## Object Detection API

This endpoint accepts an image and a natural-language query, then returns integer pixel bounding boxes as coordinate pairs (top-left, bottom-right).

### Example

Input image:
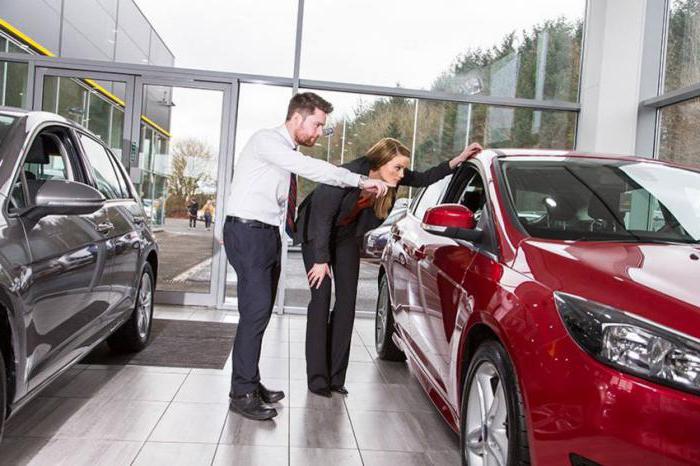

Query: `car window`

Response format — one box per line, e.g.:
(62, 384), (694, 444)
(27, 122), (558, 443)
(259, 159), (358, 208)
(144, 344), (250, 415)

(9, 129), (77, 213)
(80, 134), (126, 200)
(412, 175), (452, 221)
(501, 158), (700, 243)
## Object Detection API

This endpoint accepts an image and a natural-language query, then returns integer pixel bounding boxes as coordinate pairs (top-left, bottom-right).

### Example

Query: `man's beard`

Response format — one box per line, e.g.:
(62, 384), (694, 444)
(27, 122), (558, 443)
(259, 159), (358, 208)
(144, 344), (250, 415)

(295, 131), (318, 147)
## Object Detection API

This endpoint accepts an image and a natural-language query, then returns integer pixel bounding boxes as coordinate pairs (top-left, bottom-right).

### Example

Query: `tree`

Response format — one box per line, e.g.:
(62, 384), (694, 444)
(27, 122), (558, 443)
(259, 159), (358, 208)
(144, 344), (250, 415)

(167, 138), (214, 216)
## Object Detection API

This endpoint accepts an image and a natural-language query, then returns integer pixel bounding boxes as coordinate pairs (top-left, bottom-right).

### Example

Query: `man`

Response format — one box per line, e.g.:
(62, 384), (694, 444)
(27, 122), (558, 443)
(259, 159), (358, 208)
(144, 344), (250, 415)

(223, 92), (388, 421)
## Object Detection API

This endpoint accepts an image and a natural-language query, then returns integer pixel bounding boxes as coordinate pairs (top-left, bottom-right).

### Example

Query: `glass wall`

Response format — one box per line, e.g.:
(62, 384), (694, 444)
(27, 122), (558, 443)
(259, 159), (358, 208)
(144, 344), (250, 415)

(0, 34), (29, 108)
(301, 0), (585, 100)
(41, 75), (126, 155)
(658, 0), (700, 165)
(663, 0), (700, 93)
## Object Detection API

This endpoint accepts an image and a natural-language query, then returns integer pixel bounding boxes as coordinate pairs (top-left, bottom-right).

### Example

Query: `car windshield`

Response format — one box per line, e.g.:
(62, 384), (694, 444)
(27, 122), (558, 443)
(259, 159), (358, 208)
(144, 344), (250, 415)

(0, 114), (18, 148)
(501, 157), (700, 243)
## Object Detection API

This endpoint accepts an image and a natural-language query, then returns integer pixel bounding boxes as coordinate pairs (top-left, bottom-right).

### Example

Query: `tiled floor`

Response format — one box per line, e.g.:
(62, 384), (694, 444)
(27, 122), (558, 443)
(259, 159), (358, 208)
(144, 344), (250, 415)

(0, 305), (459, 465)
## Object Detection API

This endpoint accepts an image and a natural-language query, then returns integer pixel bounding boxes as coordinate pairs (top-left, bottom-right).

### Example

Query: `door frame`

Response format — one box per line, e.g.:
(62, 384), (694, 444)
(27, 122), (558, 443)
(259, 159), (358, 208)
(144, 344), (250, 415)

(133, 74), (238, 308)
(31, 64), (240, 308)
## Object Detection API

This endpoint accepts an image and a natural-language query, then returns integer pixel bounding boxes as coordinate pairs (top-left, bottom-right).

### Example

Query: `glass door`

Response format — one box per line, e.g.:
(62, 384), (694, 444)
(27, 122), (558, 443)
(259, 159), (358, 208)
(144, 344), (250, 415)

(134, 77), (234, 307)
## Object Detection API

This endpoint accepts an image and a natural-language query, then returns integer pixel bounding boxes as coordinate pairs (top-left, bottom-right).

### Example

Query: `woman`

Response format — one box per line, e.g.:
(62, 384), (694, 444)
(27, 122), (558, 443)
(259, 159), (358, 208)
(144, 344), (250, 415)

(203, 199), (214, 230)
(294, 137), (482, 396)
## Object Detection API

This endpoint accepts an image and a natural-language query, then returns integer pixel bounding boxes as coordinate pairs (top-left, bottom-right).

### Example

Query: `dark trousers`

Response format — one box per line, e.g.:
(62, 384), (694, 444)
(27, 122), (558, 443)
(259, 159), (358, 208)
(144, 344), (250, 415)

(223, 220), (281, 396)
(189, 215), (197, 228)
(302, 236), (361, 390)
(204, 213), (212, 229)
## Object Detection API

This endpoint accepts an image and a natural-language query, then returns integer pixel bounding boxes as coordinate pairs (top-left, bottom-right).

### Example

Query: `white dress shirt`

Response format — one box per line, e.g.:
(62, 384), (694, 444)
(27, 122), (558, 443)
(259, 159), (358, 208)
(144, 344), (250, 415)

(225, 125), (362, 228)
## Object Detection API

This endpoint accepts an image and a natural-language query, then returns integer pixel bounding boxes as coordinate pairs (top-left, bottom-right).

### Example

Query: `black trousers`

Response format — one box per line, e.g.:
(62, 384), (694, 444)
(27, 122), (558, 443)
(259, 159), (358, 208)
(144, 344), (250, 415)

(302, 235), (361, 390)
(224, 220), (281, 396)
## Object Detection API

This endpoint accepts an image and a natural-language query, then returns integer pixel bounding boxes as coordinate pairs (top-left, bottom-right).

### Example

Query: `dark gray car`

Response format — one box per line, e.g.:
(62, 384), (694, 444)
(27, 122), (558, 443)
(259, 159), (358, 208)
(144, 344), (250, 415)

(0, 108), (158, 437)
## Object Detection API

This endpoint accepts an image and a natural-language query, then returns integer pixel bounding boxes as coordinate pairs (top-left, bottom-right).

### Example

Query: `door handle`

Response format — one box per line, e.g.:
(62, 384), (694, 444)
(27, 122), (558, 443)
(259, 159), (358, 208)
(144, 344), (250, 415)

(132, 216), (145, 225)
(391, 225), (401, 240)
(95, 221), (114, 234)
(414, 246), (426, 260)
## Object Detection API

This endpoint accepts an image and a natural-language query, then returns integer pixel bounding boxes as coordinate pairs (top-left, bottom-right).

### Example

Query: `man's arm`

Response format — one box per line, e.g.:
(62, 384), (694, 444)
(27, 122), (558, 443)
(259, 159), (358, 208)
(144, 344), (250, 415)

(256, 137), (361, 188)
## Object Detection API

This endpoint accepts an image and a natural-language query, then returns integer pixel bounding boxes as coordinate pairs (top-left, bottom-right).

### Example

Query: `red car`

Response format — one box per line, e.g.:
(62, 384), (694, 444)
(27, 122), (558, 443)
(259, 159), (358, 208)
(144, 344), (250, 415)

(376, 150), (700, 466)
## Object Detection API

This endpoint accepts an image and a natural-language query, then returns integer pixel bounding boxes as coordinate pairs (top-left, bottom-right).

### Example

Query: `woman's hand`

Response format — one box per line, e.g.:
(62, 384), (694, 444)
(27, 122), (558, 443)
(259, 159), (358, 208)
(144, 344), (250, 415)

(449, 142), (483, 169)
(307, 263), (332, 289)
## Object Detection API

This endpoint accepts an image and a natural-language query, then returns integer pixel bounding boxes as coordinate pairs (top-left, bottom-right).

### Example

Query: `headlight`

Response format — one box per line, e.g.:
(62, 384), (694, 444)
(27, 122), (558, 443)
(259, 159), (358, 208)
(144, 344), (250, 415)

(554, 292), (700, 395)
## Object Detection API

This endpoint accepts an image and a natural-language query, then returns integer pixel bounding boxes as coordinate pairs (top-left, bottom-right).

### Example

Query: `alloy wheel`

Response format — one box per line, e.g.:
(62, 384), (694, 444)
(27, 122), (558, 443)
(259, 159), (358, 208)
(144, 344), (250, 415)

(136, 272), (153, 340)
(465, 362), (509, 466)
(375, 281), (388, 350)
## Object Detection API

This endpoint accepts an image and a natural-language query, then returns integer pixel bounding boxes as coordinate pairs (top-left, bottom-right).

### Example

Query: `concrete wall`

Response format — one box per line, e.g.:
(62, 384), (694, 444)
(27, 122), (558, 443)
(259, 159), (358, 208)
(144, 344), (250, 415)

(577, 0), (666, 157)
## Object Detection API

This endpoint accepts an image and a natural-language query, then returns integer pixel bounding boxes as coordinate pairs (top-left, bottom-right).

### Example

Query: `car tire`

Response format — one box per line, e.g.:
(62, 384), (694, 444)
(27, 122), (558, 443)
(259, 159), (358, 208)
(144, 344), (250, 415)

(0, 348), (6, 440)
(107, 263), (154, 353)
(460, 340), (530, 466)
(375, 273), (406, 361)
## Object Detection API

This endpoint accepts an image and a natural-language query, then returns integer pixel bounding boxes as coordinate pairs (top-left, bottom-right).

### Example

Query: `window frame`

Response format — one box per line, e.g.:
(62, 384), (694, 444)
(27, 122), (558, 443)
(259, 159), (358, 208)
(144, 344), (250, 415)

(5, 123), (87, 217)
(442, 162), (500, 256)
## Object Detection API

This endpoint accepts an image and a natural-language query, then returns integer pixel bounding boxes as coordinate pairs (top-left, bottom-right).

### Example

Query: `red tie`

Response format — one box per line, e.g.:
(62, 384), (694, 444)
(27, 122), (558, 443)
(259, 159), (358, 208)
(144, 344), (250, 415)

(286, 173), (297, 237)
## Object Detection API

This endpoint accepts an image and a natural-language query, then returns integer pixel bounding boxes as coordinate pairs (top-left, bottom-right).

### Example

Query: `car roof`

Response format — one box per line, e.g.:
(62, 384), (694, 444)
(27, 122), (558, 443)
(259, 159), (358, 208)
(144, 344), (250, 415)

(0, 106), (91, 134)
(480, 148), (693, 167)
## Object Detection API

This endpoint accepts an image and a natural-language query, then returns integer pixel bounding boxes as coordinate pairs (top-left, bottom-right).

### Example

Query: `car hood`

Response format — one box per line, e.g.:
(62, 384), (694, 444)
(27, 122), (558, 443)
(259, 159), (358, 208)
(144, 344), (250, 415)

(515, 239), (700, 338)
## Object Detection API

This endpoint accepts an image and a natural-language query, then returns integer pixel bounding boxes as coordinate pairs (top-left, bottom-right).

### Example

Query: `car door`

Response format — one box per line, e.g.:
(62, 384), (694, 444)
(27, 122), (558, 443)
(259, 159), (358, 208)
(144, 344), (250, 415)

(10, 125), (112, 391)
(389, 176), (451, 360)
(77, 133), (143, 325)
(415, 165), (498, 390)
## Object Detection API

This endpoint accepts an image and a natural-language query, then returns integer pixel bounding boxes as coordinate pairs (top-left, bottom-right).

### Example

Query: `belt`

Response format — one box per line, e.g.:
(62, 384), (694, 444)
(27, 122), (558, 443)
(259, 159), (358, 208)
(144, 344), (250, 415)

(226, 216), (278, 230)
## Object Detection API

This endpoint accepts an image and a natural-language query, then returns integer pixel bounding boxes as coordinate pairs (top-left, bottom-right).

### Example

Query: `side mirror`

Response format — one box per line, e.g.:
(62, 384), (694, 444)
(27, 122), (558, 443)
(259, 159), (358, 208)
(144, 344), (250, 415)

(24, 180), (105, 219)
(422, 204), (482, 242)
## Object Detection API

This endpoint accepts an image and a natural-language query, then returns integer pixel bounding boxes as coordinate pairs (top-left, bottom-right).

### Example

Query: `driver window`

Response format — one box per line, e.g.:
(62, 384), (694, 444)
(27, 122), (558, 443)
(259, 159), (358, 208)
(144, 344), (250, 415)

(457, 172), (486, 220)
(412, 175), (452, 221)
(9, 129), (75, 213)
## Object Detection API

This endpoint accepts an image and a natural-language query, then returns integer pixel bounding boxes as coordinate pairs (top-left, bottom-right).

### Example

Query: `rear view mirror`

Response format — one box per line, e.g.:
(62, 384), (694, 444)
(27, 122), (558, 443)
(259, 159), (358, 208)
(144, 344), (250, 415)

(422, 204), (482, 242)
(24, 180), (105, 219)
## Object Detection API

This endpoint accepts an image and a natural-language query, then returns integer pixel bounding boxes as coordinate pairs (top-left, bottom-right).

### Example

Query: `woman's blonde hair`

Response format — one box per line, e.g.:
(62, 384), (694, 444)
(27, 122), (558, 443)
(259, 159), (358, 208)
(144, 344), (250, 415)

(365, 137), (410, 219)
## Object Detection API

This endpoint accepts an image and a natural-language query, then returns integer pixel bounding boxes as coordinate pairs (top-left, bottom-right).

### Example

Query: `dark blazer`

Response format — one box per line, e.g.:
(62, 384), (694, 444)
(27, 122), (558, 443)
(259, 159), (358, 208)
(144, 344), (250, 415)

(294, 156), (453, 263)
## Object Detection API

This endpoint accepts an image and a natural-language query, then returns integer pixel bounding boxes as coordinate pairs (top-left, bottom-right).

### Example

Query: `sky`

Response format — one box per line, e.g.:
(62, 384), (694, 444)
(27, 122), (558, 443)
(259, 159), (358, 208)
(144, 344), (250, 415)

(135, 0), (585, 165)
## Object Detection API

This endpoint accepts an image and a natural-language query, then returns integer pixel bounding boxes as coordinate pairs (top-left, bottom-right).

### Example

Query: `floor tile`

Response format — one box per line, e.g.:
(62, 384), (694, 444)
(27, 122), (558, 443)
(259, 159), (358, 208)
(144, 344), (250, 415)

(149, 402), (228, 443)
(219, 407), (288, 446)
(132, 442), (217, 466)
(349, 411), (430, 452)
(345, 362), (386, 384)
(212, 445), (288, 466)
(290, 447), (363, 466)
(0, 438), (142, 466)
(361, 450), (431, 466)
(101, 369), (187, 402)
(289, 407), (356, 449)
(258, 357), (290, 380)
(288, 381), (346, 410)
(174, 373), (231, 403)
(53, 399), (169, 440)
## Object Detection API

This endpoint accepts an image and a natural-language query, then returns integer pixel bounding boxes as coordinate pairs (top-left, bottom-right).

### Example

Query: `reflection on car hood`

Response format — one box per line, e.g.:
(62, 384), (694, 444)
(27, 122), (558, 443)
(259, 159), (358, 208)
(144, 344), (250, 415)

(517, 239), (700, 338)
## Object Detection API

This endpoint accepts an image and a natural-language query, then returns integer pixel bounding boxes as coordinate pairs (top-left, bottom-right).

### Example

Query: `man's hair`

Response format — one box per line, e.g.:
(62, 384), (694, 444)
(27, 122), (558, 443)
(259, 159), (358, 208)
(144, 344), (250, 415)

(285, 92), (333, 121)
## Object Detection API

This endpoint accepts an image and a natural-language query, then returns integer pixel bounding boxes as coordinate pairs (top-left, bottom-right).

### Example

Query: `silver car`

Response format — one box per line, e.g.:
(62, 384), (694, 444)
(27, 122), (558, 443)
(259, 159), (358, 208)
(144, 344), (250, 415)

(0, 108), (159, 438)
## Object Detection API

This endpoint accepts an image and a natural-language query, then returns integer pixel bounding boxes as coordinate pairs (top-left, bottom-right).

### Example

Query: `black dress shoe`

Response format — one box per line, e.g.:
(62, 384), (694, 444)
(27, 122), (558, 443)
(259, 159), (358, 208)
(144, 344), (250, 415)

(229, 392), (278, 420)
(258, 382), (285, 403)
(309, 387), (332, 398)
(330, 385), (349, 395)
